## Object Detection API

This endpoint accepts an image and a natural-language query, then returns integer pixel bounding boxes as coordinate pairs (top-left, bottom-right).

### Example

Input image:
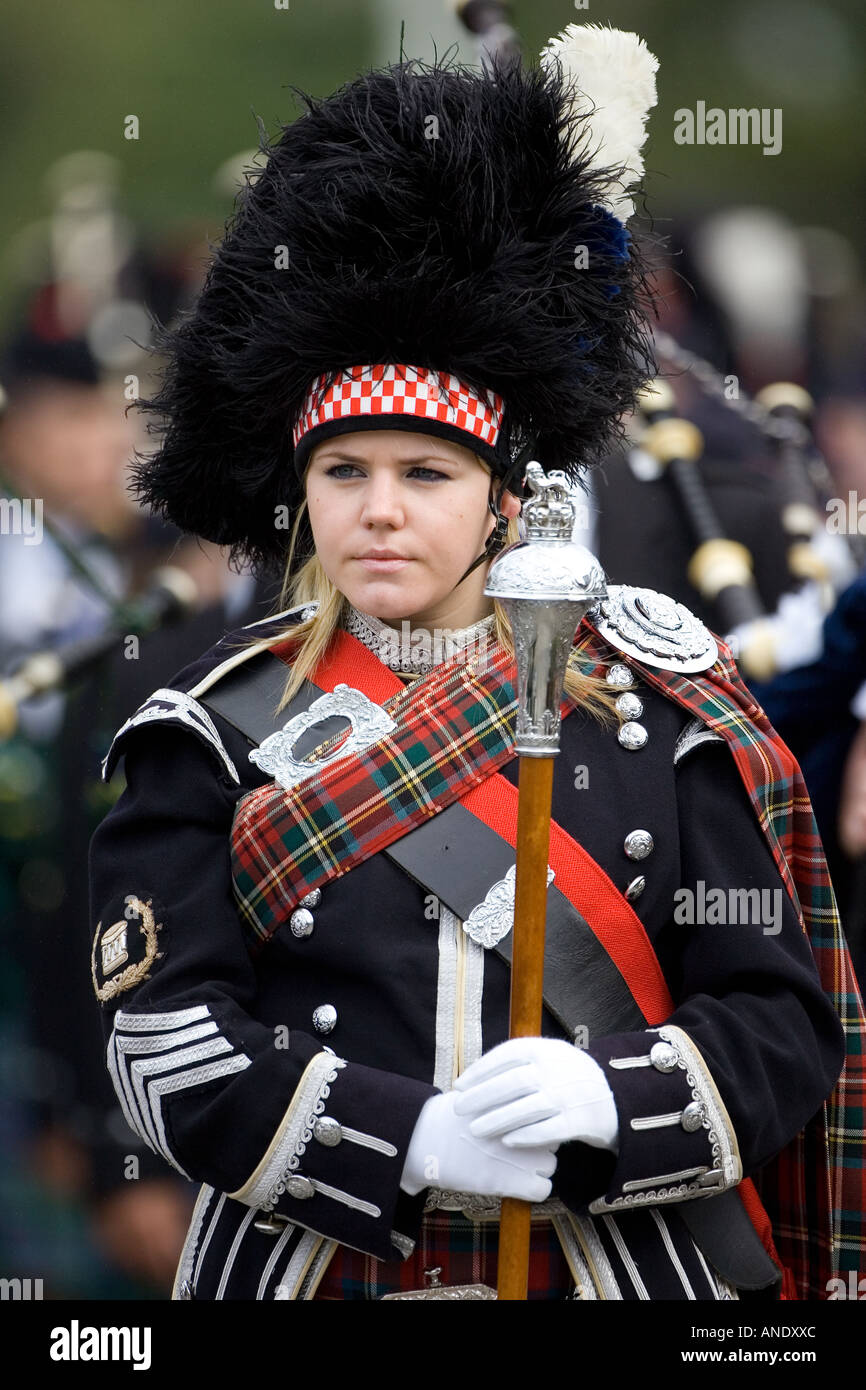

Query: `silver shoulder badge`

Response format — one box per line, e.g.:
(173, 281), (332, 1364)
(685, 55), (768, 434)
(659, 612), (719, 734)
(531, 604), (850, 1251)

(590, 586), (718, 673)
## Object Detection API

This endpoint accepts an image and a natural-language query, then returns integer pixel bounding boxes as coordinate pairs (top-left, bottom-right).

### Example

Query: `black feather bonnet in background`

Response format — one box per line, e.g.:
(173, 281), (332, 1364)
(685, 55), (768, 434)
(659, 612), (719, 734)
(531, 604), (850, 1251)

(132, 53), (657, 576)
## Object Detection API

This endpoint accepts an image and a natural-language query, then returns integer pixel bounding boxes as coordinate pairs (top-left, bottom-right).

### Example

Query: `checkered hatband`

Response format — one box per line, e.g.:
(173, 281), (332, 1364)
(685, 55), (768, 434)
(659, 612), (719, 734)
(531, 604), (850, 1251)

(292, 364), (506, 474)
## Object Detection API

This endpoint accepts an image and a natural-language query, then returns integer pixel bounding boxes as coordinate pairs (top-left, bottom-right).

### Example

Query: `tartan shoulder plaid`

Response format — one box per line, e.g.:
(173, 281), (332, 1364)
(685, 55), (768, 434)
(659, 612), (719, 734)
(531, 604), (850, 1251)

(578, 618), (866, 1300)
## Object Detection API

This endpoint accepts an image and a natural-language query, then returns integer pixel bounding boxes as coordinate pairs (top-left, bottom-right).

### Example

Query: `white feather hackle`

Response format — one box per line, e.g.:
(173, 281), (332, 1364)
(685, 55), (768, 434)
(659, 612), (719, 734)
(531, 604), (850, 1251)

(540, 23), (659, 223)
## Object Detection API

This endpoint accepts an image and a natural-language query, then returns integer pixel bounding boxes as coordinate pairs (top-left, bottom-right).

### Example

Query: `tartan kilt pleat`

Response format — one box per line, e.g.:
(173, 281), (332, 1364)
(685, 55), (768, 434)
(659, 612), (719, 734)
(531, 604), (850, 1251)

(313, 1210), (572, 1300)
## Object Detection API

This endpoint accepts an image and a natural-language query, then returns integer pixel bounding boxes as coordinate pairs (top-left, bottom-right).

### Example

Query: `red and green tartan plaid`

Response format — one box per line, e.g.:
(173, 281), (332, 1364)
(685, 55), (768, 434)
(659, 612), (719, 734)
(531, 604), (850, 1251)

(231, 642), (518, 946)
(313, 1211), (571, 1300)
(230, 620), (866, 1299)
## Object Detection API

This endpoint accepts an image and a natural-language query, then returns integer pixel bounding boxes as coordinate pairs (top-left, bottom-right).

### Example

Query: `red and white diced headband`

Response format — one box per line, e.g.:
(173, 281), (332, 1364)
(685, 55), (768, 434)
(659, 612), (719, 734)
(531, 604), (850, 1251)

(292, 363), (505, 473)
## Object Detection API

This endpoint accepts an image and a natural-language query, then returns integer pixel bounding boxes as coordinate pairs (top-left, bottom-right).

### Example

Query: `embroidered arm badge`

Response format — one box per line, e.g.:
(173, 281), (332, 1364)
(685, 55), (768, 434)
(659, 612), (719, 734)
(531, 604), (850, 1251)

(92, 895), (165, 1004)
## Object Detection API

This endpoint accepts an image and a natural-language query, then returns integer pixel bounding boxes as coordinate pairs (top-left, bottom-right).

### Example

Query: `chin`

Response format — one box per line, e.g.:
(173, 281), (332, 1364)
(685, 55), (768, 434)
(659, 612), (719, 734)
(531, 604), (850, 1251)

(344, 577), (430, 622)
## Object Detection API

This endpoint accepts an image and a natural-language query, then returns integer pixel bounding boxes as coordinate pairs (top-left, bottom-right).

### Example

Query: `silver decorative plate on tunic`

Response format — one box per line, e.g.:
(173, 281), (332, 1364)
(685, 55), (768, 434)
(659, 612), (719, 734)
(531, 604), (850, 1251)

(249, 684), (396, 789)
(463, 863), (555, 949)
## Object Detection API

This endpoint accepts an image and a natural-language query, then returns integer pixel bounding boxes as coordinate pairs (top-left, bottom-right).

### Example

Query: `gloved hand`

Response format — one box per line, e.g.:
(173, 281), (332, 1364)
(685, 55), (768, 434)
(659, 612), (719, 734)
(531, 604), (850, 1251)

(452, 1037), (619, 1153)
(399, 1089), (558, 1201)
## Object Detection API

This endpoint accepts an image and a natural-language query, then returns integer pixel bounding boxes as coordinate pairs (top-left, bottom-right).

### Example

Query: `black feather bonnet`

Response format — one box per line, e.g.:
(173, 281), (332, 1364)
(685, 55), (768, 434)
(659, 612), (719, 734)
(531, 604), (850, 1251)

(132, 52), (656, 573)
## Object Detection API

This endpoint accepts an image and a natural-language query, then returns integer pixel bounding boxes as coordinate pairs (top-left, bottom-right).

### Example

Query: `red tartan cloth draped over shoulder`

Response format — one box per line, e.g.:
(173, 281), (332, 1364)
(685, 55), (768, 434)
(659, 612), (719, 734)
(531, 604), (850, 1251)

(579, 618), (866, 1300)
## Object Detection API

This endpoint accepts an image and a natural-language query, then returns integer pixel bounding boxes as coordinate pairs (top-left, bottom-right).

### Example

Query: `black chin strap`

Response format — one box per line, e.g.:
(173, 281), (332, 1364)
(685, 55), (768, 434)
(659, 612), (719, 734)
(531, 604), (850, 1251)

(453, 466), (519, 588)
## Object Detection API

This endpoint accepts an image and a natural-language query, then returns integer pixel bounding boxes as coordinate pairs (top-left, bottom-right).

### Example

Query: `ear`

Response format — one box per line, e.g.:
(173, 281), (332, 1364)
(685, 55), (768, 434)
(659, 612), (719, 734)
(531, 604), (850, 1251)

(498, 488), (522, 521)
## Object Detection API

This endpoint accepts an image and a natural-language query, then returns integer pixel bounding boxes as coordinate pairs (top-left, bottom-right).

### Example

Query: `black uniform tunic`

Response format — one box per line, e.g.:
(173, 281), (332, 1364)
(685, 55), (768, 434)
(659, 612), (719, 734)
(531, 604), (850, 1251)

(88, 607), (844, 1300)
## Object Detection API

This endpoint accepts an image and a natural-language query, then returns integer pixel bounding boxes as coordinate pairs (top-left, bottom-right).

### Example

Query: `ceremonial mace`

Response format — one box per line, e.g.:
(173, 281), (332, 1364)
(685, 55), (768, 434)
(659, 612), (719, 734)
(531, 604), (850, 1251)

(485, 463), (606, 1300)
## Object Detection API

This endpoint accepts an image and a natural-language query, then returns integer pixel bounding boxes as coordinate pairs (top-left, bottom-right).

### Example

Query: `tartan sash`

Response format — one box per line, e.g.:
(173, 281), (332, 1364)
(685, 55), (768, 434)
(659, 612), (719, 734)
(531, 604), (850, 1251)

(230, 633), (520, 944)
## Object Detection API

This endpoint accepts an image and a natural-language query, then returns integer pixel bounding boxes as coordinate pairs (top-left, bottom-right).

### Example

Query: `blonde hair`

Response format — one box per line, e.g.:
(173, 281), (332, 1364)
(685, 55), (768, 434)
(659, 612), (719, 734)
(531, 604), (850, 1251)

(263, 489), (621, 723)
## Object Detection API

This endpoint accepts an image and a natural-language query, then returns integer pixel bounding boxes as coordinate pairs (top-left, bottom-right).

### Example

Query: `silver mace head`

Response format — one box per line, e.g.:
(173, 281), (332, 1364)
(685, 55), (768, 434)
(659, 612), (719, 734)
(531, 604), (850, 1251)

(485, 462), (607, 756)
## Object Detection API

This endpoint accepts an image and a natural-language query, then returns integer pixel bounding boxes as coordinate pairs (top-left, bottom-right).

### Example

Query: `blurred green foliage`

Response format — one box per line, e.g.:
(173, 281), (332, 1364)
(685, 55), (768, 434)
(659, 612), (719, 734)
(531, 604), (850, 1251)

(0, 0), (863, 326)
(520, 0), (865, 240)
(0, 0), (374, 323)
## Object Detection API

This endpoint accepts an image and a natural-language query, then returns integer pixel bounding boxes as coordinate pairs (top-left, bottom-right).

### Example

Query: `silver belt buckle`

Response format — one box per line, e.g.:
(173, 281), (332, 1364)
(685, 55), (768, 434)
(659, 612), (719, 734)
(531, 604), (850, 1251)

(380, 1266), (497, 1300)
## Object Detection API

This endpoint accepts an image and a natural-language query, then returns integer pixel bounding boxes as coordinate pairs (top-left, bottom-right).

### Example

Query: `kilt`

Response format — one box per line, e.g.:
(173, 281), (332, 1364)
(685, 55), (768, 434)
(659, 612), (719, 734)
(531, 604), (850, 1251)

(313, 1210), (573, 1300)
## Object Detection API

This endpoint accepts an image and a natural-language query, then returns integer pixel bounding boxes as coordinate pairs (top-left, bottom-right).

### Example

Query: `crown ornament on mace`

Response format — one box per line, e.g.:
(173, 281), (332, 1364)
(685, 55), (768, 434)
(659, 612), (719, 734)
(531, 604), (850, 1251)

(485, 463), (607, 755)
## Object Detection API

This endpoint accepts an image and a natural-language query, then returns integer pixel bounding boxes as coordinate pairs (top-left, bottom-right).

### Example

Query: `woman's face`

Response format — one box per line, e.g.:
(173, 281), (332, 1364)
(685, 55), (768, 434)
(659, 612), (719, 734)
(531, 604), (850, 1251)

(305, 430), (519, 629)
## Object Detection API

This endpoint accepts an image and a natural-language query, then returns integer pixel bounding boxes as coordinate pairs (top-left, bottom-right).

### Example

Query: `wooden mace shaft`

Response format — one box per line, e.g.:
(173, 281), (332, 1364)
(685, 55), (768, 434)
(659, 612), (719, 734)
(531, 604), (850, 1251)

(497, 754), (555, 1301)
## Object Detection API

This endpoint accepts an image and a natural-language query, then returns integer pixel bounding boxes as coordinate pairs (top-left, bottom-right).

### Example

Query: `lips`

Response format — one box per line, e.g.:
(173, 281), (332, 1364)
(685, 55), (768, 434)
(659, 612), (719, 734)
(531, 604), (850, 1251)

(356, 553), (412, 572)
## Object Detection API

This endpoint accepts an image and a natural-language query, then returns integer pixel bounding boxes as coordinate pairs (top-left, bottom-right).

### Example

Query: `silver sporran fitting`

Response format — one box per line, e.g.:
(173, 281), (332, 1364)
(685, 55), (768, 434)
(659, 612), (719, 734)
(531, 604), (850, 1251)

(485, 463), (607, 756)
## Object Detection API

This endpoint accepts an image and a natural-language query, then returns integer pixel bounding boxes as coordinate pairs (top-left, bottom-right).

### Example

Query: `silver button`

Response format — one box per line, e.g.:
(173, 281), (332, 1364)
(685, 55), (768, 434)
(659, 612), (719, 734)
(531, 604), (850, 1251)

(284, 1174), (315, 1199)
(312, 1004), (337, 1034)
(300, 889), (322, 908)
(254, 1213), (288, 1235)
(178, 1279), (193, 1300)
(624, 876), (646, 901)
(618, 721), (648, 750)
(606, 663), (634, 688)
(649, 1041), (679, 1073)
(624, 829), (654, 861)
(312, 1116), (343, 1147)
(290, 908), (315, 938)
(615, 692), (644, 720)
(681, 1101), (704, 1132)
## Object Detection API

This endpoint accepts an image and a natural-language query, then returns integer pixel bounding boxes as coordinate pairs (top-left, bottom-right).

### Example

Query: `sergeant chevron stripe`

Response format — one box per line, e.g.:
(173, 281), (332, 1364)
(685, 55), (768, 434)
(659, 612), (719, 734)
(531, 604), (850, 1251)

(107, 1005), (251, 1178)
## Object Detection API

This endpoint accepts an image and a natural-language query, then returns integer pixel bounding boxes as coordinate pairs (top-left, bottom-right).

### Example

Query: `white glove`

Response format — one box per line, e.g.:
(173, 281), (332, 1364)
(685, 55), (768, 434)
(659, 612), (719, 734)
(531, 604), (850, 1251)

(400, 1089), (557, 1202)
(452, 1037), (619, 1153)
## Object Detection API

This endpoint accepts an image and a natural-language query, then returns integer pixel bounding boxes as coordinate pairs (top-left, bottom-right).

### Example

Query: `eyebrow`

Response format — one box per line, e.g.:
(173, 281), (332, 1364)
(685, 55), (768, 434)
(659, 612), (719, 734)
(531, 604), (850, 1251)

(314, 451), (460, 466)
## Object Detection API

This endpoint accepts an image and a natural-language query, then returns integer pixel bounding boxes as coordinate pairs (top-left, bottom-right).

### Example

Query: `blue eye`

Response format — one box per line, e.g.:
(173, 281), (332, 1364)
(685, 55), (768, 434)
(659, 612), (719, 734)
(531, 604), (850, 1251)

(324, 463), (362, 478)
(408, 466), (448, 481)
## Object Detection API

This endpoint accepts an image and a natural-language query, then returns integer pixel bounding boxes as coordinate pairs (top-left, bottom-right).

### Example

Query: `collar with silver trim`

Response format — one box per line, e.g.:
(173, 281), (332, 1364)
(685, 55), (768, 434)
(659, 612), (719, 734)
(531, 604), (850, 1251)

(344, 605), (496, 676)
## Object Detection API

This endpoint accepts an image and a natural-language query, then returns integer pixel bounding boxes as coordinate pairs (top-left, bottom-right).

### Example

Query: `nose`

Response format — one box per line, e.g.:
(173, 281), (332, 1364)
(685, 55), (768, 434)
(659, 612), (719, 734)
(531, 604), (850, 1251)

(359, 472), (405, 529)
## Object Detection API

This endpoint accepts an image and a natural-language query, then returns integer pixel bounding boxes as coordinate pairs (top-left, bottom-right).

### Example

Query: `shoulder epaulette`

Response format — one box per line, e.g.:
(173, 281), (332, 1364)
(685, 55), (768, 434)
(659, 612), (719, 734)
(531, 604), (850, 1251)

(101, 602), (316, 783)
(590, 585), (718, 674)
